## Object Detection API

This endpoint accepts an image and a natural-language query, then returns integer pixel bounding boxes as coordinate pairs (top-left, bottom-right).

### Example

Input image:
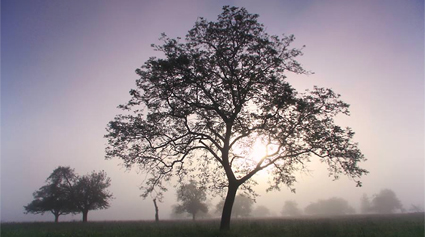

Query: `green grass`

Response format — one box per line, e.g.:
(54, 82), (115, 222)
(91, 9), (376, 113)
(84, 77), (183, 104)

(1, 213), (423, 237)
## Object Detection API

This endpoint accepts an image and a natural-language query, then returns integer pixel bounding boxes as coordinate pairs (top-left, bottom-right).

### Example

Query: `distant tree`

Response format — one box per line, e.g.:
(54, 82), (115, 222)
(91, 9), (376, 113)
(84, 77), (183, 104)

(24, 167), (76, 222)
(170, 205), (188, 219)
(370, 189), (402, 214)
(360, 193), (371, 214)
(305, 197), (355, 216)
(232, 195), (254, 218)
(216, 194), (253, 218)
(105, 5), (368, 230)
(146, 190), (164, 222)
(281, 200), (302, 217)
(174, 180), (208, 220)
(153, 198), (159, 222)
(252, 205), (270, 218)
(409, 204), (424, 213)
(71, 170), (113, 222)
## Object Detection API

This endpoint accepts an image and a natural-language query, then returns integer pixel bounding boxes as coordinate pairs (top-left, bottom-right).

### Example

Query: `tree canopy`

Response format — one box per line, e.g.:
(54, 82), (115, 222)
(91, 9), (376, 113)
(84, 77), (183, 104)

(105, 5), (367, 230)
(24, 167), (76, 222)
(72, 170), (113, 222)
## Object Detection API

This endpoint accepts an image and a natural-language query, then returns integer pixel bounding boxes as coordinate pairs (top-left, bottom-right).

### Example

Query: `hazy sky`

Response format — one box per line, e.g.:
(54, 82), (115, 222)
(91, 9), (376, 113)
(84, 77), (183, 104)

(2, 0), (424, 222)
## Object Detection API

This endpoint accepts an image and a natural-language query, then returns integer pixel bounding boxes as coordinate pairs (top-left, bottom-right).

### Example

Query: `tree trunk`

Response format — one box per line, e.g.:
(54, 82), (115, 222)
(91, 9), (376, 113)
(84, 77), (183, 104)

(54, 214), (59, 223)
(82, 210), (89, 222)
(153, 199), (159, 222)
(220, 183), (238, 230)
(192, 213), (196, 221)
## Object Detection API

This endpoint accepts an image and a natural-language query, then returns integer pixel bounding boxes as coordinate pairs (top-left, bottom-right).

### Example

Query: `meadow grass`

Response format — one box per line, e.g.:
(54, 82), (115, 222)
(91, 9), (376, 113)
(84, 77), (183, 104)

(1, 213), (423, 237)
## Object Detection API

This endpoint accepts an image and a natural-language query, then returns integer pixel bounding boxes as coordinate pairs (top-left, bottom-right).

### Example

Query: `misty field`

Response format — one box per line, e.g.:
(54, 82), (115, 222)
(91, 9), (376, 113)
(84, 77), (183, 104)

(1, 213), (423, 237)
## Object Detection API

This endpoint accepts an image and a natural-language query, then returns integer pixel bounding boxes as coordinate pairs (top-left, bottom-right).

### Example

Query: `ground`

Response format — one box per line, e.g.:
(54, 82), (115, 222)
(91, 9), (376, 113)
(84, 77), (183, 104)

(1, 213), (423, 237)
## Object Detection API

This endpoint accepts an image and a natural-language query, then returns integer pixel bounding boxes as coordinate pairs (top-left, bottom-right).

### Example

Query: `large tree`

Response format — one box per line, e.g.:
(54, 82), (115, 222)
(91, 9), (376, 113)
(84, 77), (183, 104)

(105, 6), (367, 230)
(24, 166), (76, 222)
(72, 170), (113, 222)
(174, 180), (208, 220)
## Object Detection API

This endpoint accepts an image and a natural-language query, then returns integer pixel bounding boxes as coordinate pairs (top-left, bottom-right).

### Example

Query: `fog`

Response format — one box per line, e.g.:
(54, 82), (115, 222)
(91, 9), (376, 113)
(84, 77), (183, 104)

(2, 0), (423, 222)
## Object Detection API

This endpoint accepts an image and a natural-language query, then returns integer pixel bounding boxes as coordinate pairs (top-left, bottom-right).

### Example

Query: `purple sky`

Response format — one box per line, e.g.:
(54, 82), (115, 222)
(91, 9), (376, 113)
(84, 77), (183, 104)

(2, 0), (424, 222)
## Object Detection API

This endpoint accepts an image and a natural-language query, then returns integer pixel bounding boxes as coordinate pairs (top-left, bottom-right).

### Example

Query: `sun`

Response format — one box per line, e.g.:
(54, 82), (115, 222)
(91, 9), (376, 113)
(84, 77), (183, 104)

(248, 139), (268, 162)
(247, 137), (281, 164)
(230, 136), (279, 174)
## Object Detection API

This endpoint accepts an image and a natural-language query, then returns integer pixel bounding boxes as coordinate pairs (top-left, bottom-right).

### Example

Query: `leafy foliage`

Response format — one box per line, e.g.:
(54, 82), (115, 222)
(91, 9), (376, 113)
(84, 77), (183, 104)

(24, 167), (113, 222)
(105, 5), (367, 229)
(24, 167), (76, 222)
(72, 170), (113, 222)
(174, 180), (208, 220)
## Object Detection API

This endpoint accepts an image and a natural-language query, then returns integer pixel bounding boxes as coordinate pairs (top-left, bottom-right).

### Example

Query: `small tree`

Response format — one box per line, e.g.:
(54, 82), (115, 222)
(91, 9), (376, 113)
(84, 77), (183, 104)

(24, 166), (76, 222)
(72, 170), (113, 222)
(304, 197), (355, 216)
(147, 191), (164, 222)
(174, 180), (208, 220)
(105, 6), (368, 230)
(370, 189), (402, 214)
(281, 200), (302, 217)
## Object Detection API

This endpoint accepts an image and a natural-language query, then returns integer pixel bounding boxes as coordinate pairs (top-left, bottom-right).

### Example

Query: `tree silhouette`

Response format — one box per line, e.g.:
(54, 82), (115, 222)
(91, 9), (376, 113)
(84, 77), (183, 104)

(105, 6), (367, 230)
(153, 198), (159, 222)
(24, 167), (113, 222)
(281, 200), (302, 217)
(174, 180), (208, 220)
(304, 197), (355, 216)
(71, 170), (113, 222)
(370, 189), (403, 214)
(24, 166), (76, 222)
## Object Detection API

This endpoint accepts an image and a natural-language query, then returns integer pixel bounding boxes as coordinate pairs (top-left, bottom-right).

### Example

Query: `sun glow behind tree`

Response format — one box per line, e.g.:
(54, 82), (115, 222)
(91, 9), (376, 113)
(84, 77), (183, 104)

(105, 6), (367, 230)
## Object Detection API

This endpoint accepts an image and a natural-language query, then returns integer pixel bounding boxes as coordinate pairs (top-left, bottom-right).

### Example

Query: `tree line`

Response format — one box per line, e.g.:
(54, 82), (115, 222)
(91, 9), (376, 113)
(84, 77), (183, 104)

(170, 182), (414, 219)
(24, 166), (113, 223)
(283, 189), (407, 216)
(25, 167), (418, 223)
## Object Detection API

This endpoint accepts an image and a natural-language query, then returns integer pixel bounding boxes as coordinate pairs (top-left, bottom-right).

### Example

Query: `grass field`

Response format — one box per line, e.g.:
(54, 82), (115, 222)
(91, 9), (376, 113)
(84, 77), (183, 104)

(1, 213), (423, 237)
